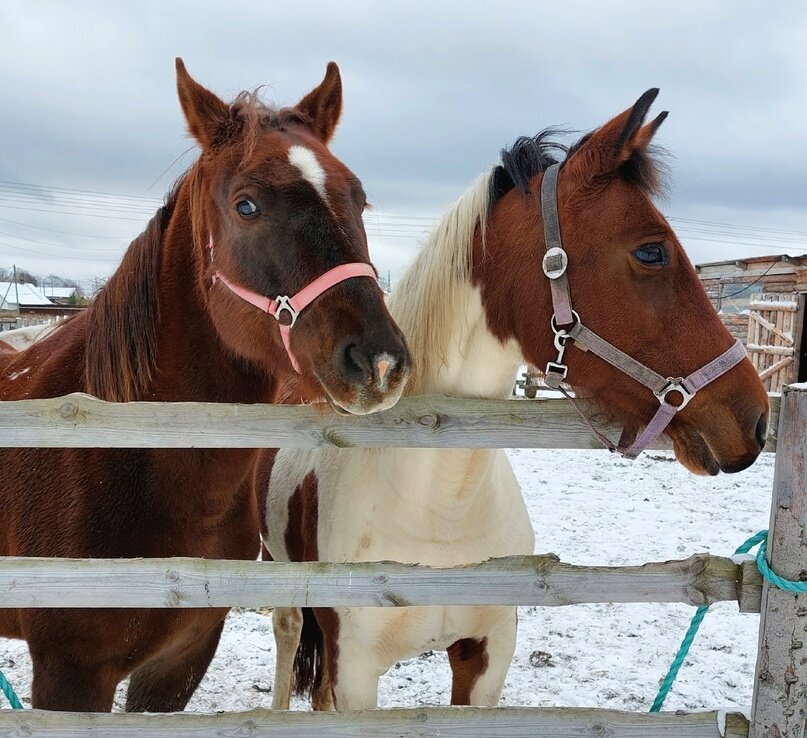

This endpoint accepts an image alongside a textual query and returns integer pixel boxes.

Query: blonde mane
[387,172,492,394]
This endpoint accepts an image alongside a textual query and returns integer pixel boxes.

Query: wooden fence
[0,388,803,738]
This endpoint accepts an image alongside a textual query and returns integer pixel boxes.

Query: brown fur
[0,60,408,712]
[447,637,489,705]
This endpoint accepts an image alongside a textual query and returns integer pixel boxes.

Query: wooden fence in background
[0,389,803,737]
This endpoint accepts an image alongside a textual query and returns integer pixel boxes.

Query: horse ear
[565,89,667,183]
[175,58,230,150]
[295,62,343,143]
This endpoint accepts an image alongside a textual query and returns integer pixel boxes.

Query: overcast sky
[1,1,805,289]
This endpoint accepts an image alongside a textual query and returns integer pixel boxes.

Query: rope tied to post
[0,667,23,709]
[651,529,807,712]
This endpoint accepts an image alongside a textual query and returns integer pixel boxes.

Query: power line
[0,215,132,240]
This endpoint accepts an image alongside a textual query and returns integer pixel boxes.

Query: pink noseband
[208,237,376,373]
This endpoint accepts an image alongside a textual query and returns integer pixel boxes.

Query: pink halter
[208,237,377,373]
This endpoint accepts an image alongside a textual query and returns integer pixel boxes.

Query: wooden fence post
[751,383,807,738]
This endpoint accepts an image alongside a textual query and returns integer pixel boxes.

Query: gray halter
[538,163,747,459]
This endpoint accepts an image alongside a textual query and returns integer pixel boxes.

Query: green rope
[651,529,807,712]
[0,667,23,709]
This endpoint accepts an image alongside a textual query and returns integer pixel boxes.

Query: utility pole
[12,264,19,315]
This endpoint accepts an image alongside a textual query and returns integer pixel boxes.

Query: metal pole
[12,264,19,316]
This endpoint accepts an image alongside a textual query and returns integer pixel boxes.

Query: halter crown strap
[208,236,376,373]
[540,164,573,325]
[537,163,748,459]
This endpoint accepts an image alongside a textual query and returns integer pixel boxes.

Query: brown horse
[0,60,410,711]
[259,90,769,711]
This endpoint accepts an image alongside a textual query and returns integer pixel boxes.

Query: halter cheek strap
[208,237,377,373]
[538,163,747,459]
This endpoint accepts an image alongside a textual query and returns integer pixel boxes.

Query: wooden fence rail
[0,392,781,450]
[0,387,800,738]
[0,706,751,737]
[0,553,762,611]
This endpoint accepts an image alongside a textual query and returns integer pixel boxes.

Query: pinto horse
[258,90,769,711]
[0,60,410,711]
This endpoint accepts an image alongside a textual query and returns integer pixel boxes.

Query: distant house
[42,285,80,306]
[0,281,84,322]
[695,255,807,390]
[0,282,55,312]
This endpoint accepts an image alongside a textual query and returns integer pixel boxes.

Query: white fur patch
[288,145,327,200]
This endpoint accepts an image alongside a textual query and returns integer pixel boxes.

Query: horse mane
[84,179,182,402]
[386,172,492,394]
[490,127,668,202]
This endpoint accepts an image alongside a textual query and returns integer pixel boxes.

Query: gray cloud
[0,0,805,283]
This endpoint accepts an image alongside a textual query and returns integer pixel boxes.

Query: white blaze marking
[288,145,327,200]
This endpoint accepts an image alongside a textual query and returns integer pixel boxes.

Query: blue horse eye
[236,199,258,218]
[633,244,668,266]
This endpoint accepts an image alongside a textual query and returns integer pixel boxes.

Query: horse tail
[292,607,323,696]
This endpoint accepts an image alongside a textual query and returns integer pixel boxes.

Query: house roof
[0,282,56,308]
[42,286,77,299]
[696,254,807,270]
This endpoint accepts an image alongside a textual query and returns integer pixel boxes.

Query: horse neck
[156,198,274,402]
[411,281,525,398]
[149,186,275,404]
[388,174,526,401]
[378,233,527,512]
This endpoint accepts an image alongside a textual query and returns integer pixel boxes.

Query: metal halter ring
[654,378,695,409]
[272,296,299,328]
[551,310,580,335]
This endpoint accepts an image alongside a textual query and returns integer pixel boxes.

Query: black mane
[489,128,666,206]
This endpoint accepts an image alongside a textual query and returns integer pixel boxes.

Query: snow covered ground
[1,448,774,713]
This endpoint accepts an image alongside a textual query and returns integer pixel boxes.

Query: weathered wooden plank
[740,560,764,614]
[746,345,795,356]
[0,707,749,737]
[748,312,794,345]
[757,357,793,382]
[0,553,759,610]
[751,383,807,737]
[0,392,781,451]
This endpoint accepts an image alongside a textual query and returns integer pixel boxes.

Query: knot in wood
[234,719,258,736]
[418,412,439,429]
[372,574,388,585]
[58,401,79,419]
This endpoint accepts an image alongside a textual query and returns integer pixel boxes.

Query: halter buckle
[272,295,299,328]
[542,247,568,279]
[544,361,568,389]
[655,378,695,409]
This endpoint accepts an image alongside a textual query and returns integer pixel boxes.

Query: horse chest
[337,605,513,669]
[317,449,534,565]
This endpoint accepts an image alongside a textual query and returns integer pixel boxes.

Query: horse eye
[633,243,668,266]
[236,199,259,218]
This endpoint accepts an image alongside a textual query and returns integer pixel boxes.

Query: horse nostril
[755,414,768,450]
[342,343,372,382]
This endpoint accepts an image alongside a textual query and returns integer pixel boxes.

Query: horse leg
[330,637,380,710]
[271,607,302,710]
[29,650,119,711]
[125,619,225,712]
[311,644,335,711]
[447,609,517,706]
